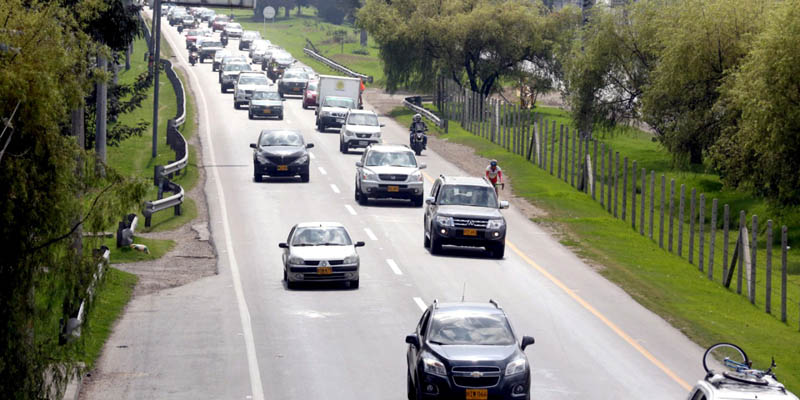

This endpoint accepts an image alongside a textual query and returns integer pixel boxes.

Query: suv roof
[438,175,492,187]
[346,109,377,116]
[366,144,411,153]
[695,376,798,399]
[434,301,503,313]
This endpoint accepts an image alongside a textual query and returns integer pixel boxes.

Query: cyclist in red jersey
[485,159,503,193]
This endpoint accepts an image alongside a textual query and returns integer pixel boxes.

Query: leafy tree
[314,0,361,24]
[710,0,800,205]
[358,0,577,96]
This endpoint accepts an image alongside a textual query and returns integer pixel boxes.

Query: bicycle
[703,342,777,386]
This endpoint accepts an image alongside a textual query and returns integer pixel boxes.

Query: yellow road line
[421,171,691,391]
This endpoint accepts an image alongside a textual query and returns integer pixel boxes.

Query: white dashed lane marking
[330,184,340,194]
[318,166,327,175]
[345,205,357,216]
[413,297,427,311]
[386,259,402,275]
[364,228,378,241]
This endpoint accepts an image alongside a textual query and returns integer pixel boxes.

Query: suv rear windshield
[323,97,355,108]
[347,113,378,126]
[202,41,222,48]
[365,151,416,167]
[239,75,268,85]
[225,63,251,72]
[438,184,497,208]
[428,311,515,346]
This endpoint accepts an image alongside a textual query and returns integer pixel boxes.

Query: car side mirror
[355,161,363,168]
[380,123,386,127]
[306,143,314,149]
[249,143,257,149]
[282,98,286,102]
[278,242,288,249]
[521,335,535,350]
[405,333,420,348]
[425,196,435,205]
[499,200,509,209]
[418,163,427,170]
[354,241,366,247]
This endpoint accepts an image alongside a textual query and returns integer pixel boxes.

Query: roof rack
[489,299,501,309]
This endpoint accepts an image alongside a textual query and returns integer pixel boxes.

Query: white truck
[315,75,363,132]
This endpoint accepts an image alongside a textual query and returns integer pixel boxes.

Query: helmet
[490,159,497,167]
[413,114,421,122]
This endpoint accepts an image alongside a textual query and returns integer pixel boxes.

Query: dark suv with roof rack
[405,300,535,400]
[424,175,509,258]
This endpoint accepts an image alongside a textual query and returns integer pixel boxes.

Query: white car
[234,72,271,109]
[223,22,243,38]
[279,222,365,289]
[339,109,383,152]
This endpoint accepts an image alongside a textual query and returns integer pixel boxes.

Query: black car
[277,70,310,98]
[250,130,313,183]
[406,301,535,400]
[424,176,509,258]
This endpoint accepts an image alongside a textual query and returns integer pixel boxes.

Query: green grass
[97,235,176,264]
[209,7,384,86]
[66,267,138,369]
[391,106,800,393]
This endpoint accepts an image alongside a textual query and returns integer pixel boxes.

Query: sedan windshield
[252,91,281,101]
[291,227,352,246]
[225,63,251,72]
[260,131,303,147]
[239,75,268,85]
[283,72,307,80]
[365,151,416,167]
[226,23,241,30]
[324,97,355,108]
[437,185,498,208]
[428,312,515,346]
[347,113,378,126]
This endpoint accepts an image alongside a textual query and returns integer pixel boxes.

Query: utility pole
[96,53,108,169]
[151,0,162,158]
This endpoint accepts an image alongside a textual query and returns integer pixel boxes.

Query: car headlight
[375,131,381,138]
[421,352,447,377]
[321,110,332,117]
[487,218,505,229]
[435,216,454,227]
[342,129,353,136]
[410,171,423,182]
[361,169,377,180]
[291,155,308,164]
[287,255,304,265]
[343,254,358,264]
[505,358,527,376]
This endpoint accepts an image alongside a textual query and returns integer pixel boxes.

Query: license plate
[466,389,487,400]
[292,87,301,91]
[463,229,478,236]
[359,141,369,146]
[388,186,399,192]
[262,109,271,114]
[277,165,288,171]
[317,266,332,275]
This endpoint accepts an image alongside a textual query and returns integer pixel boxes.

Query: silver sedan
[279,222,365,289]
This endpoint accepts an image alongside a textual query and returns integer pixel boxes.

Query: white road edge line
[364,228,378,241]
[344,205,357,216]
[308,152,316,160]
[413,297,427,311]
[318,166,327,175]
[330,184,340,194]
[162,20,265,400]
[386,259,402,275]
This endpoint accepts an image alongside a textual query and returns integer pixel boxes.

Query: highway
[84,10,706,399]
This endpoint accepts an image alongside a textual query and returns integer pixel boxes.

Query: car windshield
[276,57,293,64]
[437,185,498,208]
[227,23,241,29]
[202,41,222,48]
[347,113,379,126]
[283,72,307,80]
[291,227,352,246]
[186,30,200,36]
[324,97,355,108]
[252,91,281,101]
[225,63,251,72]
[259,131,303,147]
[365,151,416,167]
[239,75,268,85]
[428,311,515,346]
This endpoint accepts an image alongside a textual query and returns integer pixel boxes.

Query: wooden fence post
[765,220,773,314]
[678,185,686,256]
[550,122,556,175]
[571,131,577,187]
[668,179,675,252]
[749,215,758,304]
[592,139,598,199]
[558,126,564,179]
[622,157,628,220]
[689,188,697,264]
[563,127,569,181]
[738,210,746,294]
[709,199,718,280]
[649,171,655,239]
[613,152,619,217]
[699,194,706,272]
[608,150,613,212]
[659,175,665,248]
[632,161,638,230]
[781,226,788,322]
[640,168,646,236]
[723,204,730,282]
[584,138,590,193]
[599,143,605,207]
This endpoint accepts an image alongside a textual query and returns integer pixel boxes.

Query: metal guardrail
[402,96,448,132]
[303,47,373,84]
[62,247,110,340]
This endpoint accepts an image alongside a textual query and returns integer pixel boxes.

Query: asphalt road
[86,11,707,399]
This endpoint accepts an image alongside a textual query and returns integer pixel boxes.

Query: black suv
[406,300,535,400]
[424,175,509,258]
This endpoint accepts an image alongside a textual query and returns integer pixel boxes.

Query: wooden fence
[436,78,799,328]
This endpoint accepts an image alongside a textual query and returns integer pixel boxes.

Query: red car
[302,80,319,109]
[184,29,202,49]
[211,15,229,31]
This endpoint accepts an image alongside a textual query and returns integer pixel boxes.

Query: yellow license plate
[388,186,400,192]
[463,228,478,236]
[277,165,288,171]
[317,266,332,275]
[292,87,301,91]
[466,389,487,400]
[262,109,271,114]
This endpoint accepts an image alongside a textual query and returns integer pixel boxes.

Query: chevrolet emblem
[470,371,483,378]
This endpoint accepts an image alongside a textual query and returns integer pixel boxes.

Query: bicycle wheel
[722,371,769,386]
[703,343,748,374]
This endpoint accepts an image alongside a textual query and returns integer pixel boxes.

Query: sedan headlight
[287,255,304,265]
[343,254,359,264]
[505,358,527,376]
[421,352,447,377]
[435,216,454,227]
[409,171,423,182]
[487,218,505,229]
[291,154,309,164]
[361,169,377,181]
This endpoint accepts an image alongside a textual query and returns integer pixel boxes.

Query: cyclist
[485,159,503,193]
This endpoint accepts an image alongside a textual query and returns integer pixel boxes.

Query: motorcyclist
[220,30,228,47]
[408,114,428,149]
[485,159,503,193]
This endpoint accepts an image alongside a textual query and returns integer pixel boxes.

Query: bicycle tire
[722,371,769,386]
[703,343,748,374]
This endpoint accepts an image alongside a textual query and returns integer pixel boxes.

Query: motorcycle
[410,128,427,156]
[189,51,198,66]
